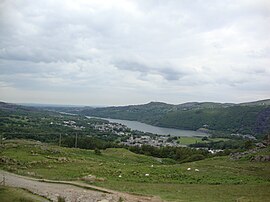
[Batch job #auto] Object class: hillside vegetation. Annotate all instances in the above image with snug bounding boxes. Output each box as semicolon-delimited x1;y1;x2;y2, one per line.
0;140;270;201
0;101;117;145
59;99;270;137
0;102;215;162
1;101;270;201
0;186;48;202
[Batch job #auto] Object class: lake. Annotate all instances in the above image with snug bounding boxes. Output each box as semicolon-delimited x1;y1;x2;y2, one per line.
88;116;207;137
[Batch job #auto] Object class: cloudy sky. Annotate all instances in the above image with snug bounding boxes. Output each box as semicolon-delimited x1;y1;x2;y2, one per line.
0;0;269;106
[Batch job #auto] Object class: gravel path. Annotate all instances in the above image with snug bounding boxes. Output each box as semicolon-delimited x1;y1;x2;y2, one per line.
0;170;163;202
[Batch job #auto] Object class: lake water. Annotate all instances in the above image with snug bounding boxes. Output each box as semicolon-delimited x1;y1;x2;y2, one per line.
88;116;207;137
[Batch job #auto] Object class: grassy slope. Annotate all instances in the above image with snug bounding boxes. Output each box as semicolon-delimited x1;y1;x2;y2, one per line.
0;186;48;202
177;137;229;145
94;182;270;202
0;140;270;201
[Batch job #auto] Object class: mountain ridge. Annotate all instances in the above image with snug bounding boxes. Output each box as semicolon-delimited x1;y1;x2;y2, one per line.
52;99;270;137
1;99;270;137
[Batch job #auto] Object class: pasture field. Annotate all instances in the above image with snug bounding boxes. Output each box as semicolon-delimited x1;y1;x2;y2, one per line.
177;136;229;145
0;139;269;201
0;185;48;202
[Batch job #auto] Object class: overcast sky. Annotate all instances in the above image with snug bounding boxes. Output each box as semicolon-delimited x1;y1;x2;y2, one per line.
0;0;269;106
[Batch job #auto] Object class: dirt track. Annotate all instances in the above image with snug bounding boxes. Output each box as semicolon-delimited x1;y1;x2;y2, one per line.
0;170;163;202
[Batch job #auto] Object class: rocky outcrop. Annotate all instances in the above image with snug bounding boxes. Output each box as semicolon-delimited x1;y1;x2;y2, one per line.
0;156;19;165
230;149;258;160
250;155;270;162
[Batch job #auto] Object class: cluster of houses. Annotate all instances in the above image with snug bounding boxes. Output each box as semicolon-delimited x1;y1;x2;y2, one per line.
90;122;130;135
230;133;256;140
62;120;85;130
61;120;181;147
56;119;257;153
122;135;180;147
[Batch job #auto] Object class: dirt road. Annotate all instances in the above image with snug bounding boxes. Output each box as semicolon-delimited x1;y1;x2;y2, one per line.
0;170;162;202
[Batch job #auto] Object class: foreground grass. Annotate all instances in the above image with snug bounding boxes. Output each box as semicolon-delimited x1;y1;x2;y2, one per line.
94;182;270;202
0;186;48;202
0;139;269;201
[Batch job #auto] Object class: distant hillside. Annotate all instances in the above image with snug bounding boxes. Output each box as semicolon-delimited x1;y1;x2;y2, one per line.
60;99;270;137
0;101;43;114
2;100;270;137
239;99;270;106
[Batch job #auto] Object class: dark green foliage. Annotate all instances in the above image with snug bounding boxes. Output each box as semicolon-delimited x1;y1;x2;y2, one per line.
184;154;205;162
57;196;65;202
202;136;208;141
190;139;254;150
244;140;253;149
118;197;124;202
159;106;270;136
60;101;270;137
60;135;120;150
0;102;121;146
127;144;209;162
167;136;178;142
94;148;101;155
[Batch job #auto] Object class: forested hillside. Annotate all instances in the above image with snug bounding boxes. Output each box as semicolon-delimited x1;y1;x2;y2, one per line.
60;100;270;137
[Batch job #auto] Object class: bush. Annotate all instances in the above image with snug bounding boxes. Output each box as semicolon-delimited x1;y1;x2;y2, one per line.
94;148;101;155
57;196;66;202
184;154;205;162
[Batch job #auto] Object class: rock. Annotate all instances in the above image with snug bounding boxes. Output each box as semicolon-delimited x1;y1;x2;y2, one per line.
95;177;105;182
255;143;266;148
0;156;18;165
81;175;106;182
27;171;36;176
251;155;270;162
57;157;68;162
81;175;97;182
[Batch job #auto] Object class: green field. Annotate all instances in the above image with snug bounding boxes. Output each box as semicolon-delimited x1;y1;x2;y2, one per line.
94;182;270;202
0;139;269;201
177;136;229;145
0;186;48;202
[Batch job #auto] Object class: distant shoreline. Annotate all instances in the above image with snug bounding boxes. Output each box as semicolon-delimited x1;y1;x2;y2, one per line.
87;116;208;137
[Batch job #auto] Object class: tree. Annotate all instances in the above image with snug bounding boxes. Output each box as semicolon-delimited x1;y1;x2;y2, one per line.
94;148;101;155
244;140;253;149
202;136;208;141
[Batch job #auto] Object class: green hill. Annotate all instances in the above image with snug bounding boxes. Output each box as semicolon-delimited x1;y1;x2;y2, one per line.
61;99;270;137
0;139;269;201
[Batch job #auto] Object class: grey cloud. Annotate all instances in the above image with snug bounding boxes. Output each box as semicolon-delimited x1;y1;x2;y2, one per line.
159;67;186;81
0;0;269;105
113;60;149;73
246;49;270;58
113;60;186;81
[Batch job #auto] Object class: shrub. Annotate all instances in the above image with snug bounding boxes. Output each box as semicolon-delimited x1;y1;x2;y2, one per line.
94;148;101;155
184;154;205;162
57;196;66;202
